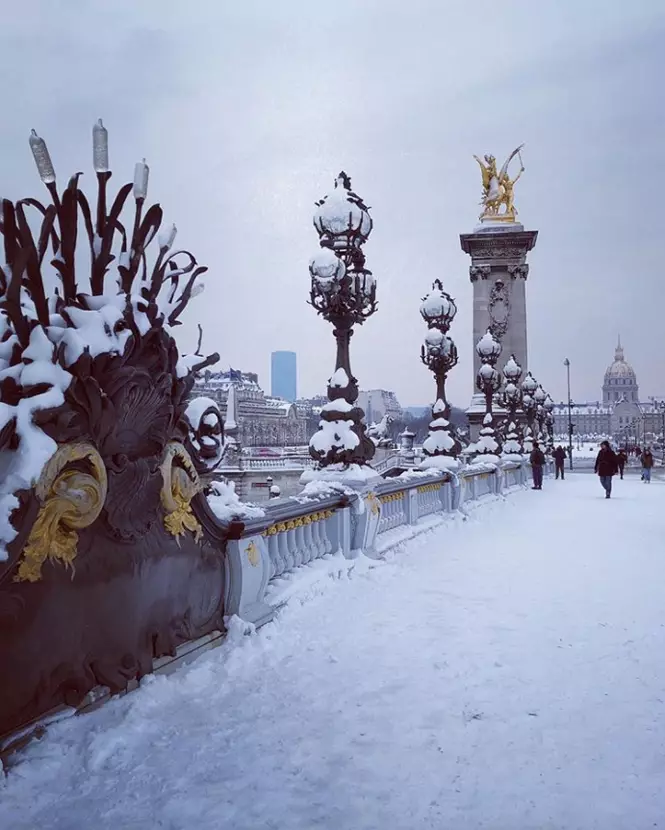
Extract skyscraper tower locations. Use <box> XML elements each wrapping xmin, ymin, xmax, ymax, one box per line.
<box><xmin>271</xmin><ymin>351</ymin><xmax>297</xmax><ymax>401</ymax></box>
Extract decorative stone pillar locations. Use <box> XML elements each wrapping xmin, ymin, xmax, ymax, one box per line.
<box><xmin>460</xmin><ymin>224</ymin><xmax>537</xmax><ymax>437</ymax></box>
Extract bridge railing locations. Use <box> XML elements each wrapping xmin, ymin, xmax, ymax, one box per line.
<box><xmin>225</xmin><ymin>460</ymin><xmax>533</xmax><ymax>624</ymax></box>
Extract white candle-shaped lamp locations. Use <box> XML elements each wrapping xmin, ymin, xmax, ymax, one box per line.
<box><xmin>158</xmin><ymin>223</ymin><xmax>177</xmax><ymax>250</ymax></box>
<box><xmin>92</xmin><ymin>118</ymin><xmax>109</xmax><ymax>172</ymax></box>
<box><xmin>29</xmin><ymin>129</ymin><xmax>56</xmax><ymax>183</ymax></box>
<box><xmin>133</xmin><ymin>158</ymin><xmax>149</xmax><ymax>200</ymax></box>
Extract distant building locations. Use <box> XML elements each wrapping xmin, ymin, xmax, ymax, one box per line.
<box><xmin>403</xmin><ymin>406</ymin><xmax>430</xmax><ymax>418</ymax></box>
<box><xmin>271</xmin><ymin>351</ymin><xmax>297</xmax><ymax>402</ymax></box>
<box><xmin>357</xmin><ymin>389</ymin><xmax>403</xmax><ymax>425</ymax></box>
<box><xmin>193</xmin><ymin>368</ymin><xmax>307</xmax><ymax>447</ymax></box>
<box><xmin>294</xmin><ymin>394</ymin><xmax>328</xmax><ymax>439</ymax></box>
<box><xmin>553</xmin><ymin>339</ymin><xmax>664</xmax><ymax>445</ymax></box>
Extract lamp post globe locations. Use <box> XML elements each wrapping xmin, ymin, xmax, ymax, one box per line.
<box><xmin>474</xmin><ymin>329</ymin><xmax>503</xmax><ymax>456</ymax></box>
<box><xmin>307</xmin><ymin>173</ymin><xmax>377</xmax><ymax>469</ymax></box>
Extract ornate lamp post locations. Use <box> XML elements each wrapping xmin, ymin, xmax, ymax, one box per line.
<box><xmin>564</xmin><ymin>358</ymin><xmax>574</xmax><ymax>469</ymax></box>
<box><xmin>308</xmin><ymin>172</ymin><xmax>377</xmax><ymax>468</ymax></box>
<box><xmin>534</xmin><ymin>384</ymin><xmax>547</xmax><ymax>444</ymax></box>
<box><xmin>419</xmin><ymin>280</ymin><xmax>462</xmax><ymax>461</ymax></box>
<box><xmin>544</xmin><ymin>393</ymin><xmax>555</xmax><ymax>451</ymax></box>
<box><xmin>475</xmin><ymin>329</ymin><xmax>503</xmax><ymax>456</ymax></box>
<box><xmin>521</xmin><ymin>371</ymin><xmax>538</xmax><ymax>452</ymax></box>
<box><xmin>500</xmin><ymin>354</ymin><xmax>523</xmax><ymax>455</ymax></box>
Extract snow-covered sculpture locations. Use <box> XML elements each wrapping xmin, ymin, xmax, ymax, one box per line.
<box><xmin>367</xmin><ymin>414</ymin><xmax>393</xmax><ymax>447</ymax></box>
<box><xmin>418</xmin><ymin>280</ymin><xmax>463</xmax><ymax>470</ymax></box>
<box><xmin>499</xmin><ymin>354</ymin><xmax>523</xmax><ymax>457</ymax></box>
<box><xmin>0</xmin><ymin>123</ymin><xmax>232</xmax><ymax>740</ymax></box>
<box><xmin>307</xmin><ymin>173</ymin><xmax>377</xmax><ymax>471</ymax></box>
<box><xmin>475</xmin><ymin>329</ymin><xmax>503</xmax><ymax>457</ymax></box>
<box><xmin>185</xmin><ymin>396</ymin><xmax>225</xmax><ymax>473</ymax></box>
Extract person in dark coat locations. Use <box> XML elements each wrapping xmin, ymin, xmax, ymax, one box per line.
<box><xmin>617</xmin><ymin>448</ymin><xmax>627</xmax><ymax>479</ymax></box>
<box><xmin>594</xmin><ymin>440</ymin><xmax>618</xmax><ymax>498</ymax></box>
<box><xmin>530</xmin><ymin>442</ymin><xmax>546</xmax><ymax>490</ymax></box>
<box><xmin>552</xmin><ymin>445</ymin><xmax>567</xmax><ymax>480</ymax></box>
<box><xmin>640</xmin><ymin>447</ymin><xmax>654</xmax><ymax>483</ymax></box>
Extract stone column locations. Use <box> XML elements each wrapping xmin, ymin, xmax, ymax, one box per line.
<box><xmin>460</xmin><ymin>223</ymin><xmax>538</xmax><ymax>438</ymax></box>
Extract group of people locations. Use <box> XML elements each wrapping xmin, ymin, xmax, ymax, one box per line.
<box><xmin>528</xmin><ymin>441</ymin><xmax>656</xmax><ymax>498</ymax></box>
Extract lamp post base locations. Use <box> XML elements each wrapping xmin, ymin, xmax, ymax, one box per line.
<box><xmin>300</xmin><ymin>462</ymin><xmax>382</xmax><ymax>490</ymax></box>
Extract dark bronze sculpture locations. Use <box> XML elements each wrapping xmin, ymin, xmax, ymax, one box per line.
<box><xmin>0</xmin><ymin>123</ymin><xmax>233</xmax><ymax>742</ymax></box>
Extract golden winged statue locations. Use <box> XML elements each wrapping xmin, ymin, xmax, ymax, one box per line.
<box><xmin>473</xmin><ymin>144</ymin><xmax>525</xmax><ymax>222</ymax></box>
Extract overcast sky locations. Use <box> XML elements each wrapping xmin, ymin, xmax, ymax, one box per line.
<box><xmin>2</xmin><ymin>1</ymin><xmax>664</xmax><ymax>407</ymax></box>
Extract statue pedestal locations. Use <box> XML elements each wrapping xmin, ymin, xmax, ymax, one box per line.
<box><xmin>460</xmin><ymin>222</ymin><xmax>538</xmax><ymax>440</ymax></box>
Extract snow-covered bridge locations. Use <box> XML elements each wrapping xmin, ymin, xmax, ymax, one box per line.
<box><xmin>2</xmin><ymin>472</ymin><xmax>664</xmax><ymax>829</ymax></box>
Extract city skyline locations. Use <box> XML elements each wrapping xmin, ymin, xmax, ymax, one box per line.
<box><xmin>1</xmin><ymin>2</ymin><xmax>663</xmax><ymax>408</ymax></box>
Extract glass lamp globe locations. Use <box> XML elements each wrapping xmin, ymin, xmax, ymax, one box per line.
<box><xmin>313</xmin><ymin>172</ymin><xmax>372</xmax><ymax>245</ymax></box>
<box><xmin>424</xmin><ymin>328</ymin><xmax>444</xmax><ymax>350</ymax></box>
<box><xmin>521</xmin><ymin>372</ymin><xmax>538</xmax><ymax>395</ymax></box>
<box><xmin>503</xmin><ymin>354</ymin><xmax>522</xmax><ymax>383</ymax></box>
<box><xmin>478</xmin><ymin>363</ymin><xmax>499</xmax><ymax>383</ymax></box>
<box><xmin>420</xmin><ymin>280</ymin><xmax>457</xmax><ymax>329</ymax></box>
<box><xmin>476</xmin><ymin>329</ymin><xmax>502</xmax><ymax>360</ymax></box>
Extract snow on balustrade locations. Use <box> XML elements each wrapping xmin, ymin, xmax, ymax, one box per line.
<box><xmin>263</xmin><ymin>509</ymin><xmax>336</xmax><ymax>580</ymax></box>
<box><xmin>219</xmin><ymin>461</ymin><xmax>539</xmax><ymax>630</ymax></box>
<box><xmin>377</xmin><ymin>491</ymin><xmax>407</xmax><ymax>533</ymax></box>
<box><xmin>415</xmin><ymin>481</ymin><xmax>445</xmax><ymax>517</ymax></box>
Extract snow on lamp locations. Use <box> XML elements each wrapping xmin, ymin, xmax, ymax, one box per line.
<box><xmin>544</xmin><ymin>393</ymin><xmax>555</xmax><ymax>450</ymax></box>
<box><xmin>420</xmin><ymin>280</ymin><xmax>462</xmax><ymax>462</ymax></box>
<box><xmin>0</xmin><ymin>121</ymin><xmax>220</xmax><ymax>571</ymax></box>
<box><xmin>498</xmin><ymin>354</ymin><xmax>523</xmax><ymax>456</ymax></box>
<box><xmin>308</xmin><ymin>172</ymin><xmax>377</xmax><ymax>468</ymax></box>
<box><xmin>475</xmin><ymin>329</ymin><xmax>503</xmax><ymax>456</ymax></box>
<box><xmin>520</xmin><ymin>372</ymin><xmax>539</xmax><ymax>452</ymax></box>
<box><xmin>533</xmin><ymin>384</ymin><xmax>547</xmax><ymax>444</ymax></box>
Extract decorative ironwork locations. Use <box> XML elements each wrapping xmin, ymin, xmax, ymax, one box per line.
<box><xmin>520</xmin><ymin>371</ymin><xmax>539</xmax><ymax>451</ymax></box>
<box><xmin>543</xmin><ymin>393</ymin><xmax>555</xmax><ymax>452</ymax></box>
<box><xmin>420</xmin><ymin>280</ymin><xmax>461</xmax><ymax>459</ymax></box>
<box><xmin>475</xmin><ymin>329</ymin><xmax>503</xmax><ymax>455</ymax></box>
<box><xmin>0</xmin><ymin>123</ymin><xmax>228</xmax><ymax>741</ymax></box>
<box><xmin>499</xmin><ymin>354</ymin><xmax>523</xmax><ymax>455</ymax></box>
<box><xmin>534</xmin><ymin>384</ymin><xmax>547</xmax><ymax>445</ymax></box>
<box><xmin>308</xmin><ymin>172</ymin><xmax>377</xmax><ymax>466</ymax></box>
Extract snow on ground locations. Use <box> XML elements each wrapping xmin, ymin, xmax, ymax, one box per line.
<box><xmin>2</xmin><ymin>474</ymin><xmax>665</xmax><ymax>829</ymax></box>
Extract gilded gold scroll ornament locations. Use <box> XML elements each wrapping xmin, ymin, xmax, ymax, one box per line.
<box><xmin>15</xmin><ymin>442</ymin><xmax>108</xmax><ymax>583</ymax></box>
<box><xmin>160</xmin><ymin>441</ymin><xmax>203</xmax><ymax>543</ymax></box>
<box><xmin>245</xmin><ymin>541</ymin><xmax>259</xmax><ymax>567</ymax></box>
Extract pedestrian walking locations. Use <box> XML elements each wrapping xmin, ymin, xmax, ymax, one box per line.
<box><xmin>640</xmin><ymin>447</ymin><xmax>654</xmax><ymax>483</ymax></box>
<box><xmin>594</xmin><ymin>440</ymin><xmax>618</xmax><ymax>498</ymax></box>
<box><xmin>617</xmin><ymin>448</ymin><xmax>627</xmax><ymax>480</ymax></box>
<box><xmin>552</xmin><ymin>445</ymin><xmax>566</xmax><ymax>480</ymax></box>
<box><xmin>530</xmin><ymin>441</ymin><xmax>546</xmax><ymax>490</ymax></box>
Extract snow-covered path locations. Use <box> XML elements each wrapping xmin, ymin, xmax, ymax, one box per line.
<box><xmin>2</xmin><ymin>473</ymin><xmax>665</xmax><ymax>829</ymax></box>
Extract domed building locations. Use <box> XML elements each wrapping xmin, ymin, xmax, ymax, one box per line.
<box><xmin>553</xmin><ymin>338</ymin><xmax>663</xmax><ymax>446</ymax></box>
<box><xmin>602</xmin><ymin>338</ymin><xmax>639</xmax><ymax>404</ymax></box>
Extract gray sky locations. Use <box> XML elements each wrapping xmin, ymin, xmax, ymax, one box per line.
<box><xmin>2</xmin><ymin>0</ymin><xmax>664</xmax><ymax>408</ymax></box>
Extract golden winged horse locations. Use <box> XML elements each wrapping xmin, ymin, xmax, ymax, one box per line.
<box><xmin>473</xmin><ymin>144</ymin><xmax>525</xmax><ymax>221</ymax></box>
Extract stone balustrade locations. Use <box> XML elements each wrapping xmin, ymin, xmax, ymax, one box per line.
<box><xmin>224</xmin><ymin>460</ymin><xmax>535</xmax><ymax>626</ymax></box>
